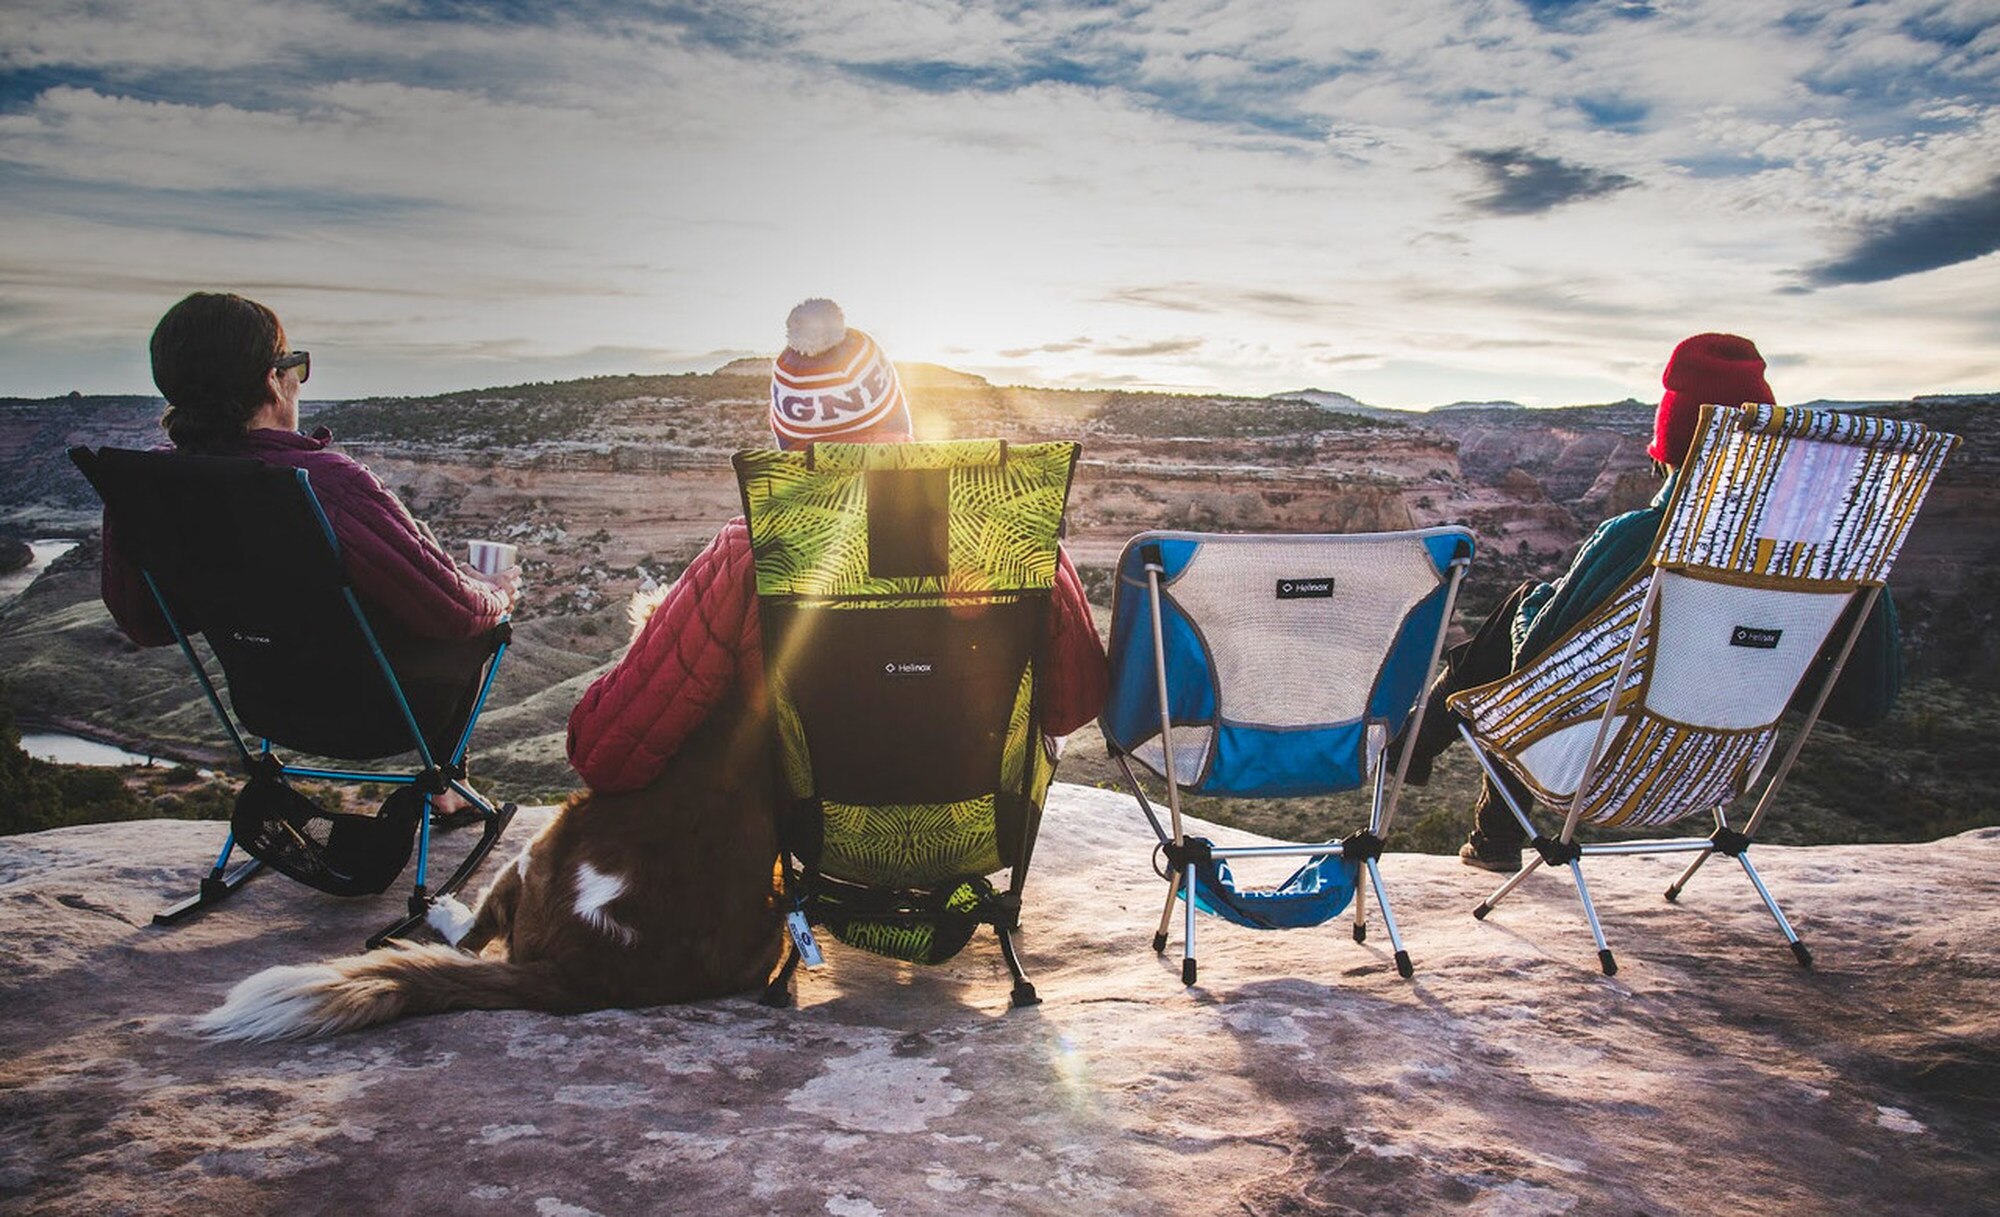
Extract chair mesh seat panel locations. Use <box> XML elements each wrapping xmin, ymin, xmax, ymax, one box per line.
<box><xmin>1103</xmin><ymin>528</ymin><xmax>1473</xmax><ymax>797</ymax></box>
<box><xmin>1647</xmin><ymin>573</ymin><xmax>1851</xmax><ymax>729</ymax></box>
<box><xmin>1453</xmin><ymin>403</ymin><xmax>1959</xmax><ymax>829</ymax></box>
<box><xmin>1168</xmin><ymin>535</ymin><xmax>1444</xmax><ymax>726</ymax></box>
<box><xmin>736</xmin><ymin>439</ymin><xmax>1075</xmax><ymax>896</ymax></box>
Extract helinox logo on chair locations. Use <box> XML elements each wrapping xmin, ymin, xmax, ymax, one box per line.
<box><xmin>1276</xmin><ymin>577</ymin><xmax>1335</xmax><ymax>599</ymax></box>
<box><xmin>1730</xmin><ymin>626</ymin><xmax>1783</xmax><ymax>649</ymax></box>
<box><xmin>883</xmin><ymin>659</ymin><xmax>935</xmax><ymax>677</ymax></box>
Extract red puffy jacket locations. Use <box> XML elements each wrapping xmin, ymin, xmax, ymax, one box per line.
<box><xmin>100</xmin><ymin>427</ymin><xmax>510</xmax><ymax>646</ymax></box>
<box><xmin>568</xmin><ymin>518</ymin><xmax>1108</xmax><ymax>793</ymax></box>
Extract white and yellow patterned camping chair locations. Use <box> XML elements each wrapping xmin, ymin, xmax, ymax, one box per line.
<box><xmin>1449</xmin><ymin>404</ymin><xmax>1957</xmax><ymax>975</ymax></box>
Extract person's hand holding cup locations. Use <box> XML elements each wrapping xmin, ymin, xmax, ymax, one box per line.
<box><xmin>466</xmin><ymin>539</ymin><xmax>523</xmax><ymax>607</ymax></box>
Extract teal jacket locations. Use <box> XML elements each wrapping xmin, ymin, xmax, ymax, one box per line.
<box><xmin>1509</xmin><ymin>472</ymin><xmax>1899</xmax><ymax>727</ymax></box>
<box><xmin>1512</xmin><ymin>476</ymin><xmax>1677</xmax><ymax>666</ymax></box>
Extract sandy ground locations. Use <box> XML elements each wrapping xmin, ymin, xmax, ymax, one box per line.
<box><xmin>2</xmin><ymin>785</ymin><xmax>1995</xmax><ymax>1216</ymax></box>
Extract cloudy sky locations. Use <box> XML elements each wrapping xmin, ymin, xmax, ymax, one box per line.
<box><xmin>3</xmin><ymin>0</ymin><xmax>1997</xmax><ymax>406</ymax></box>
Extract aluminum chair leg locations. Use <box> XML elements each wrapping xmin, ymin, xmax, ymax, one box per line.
<box><xmin>1181</xmin><ymin>866</ymin><xmax>1199</xmax><ymax>986</ymax></box>
<box><xmin>1567</xmin><ymin>859</ymin><xmax>1617</xmax><ymax>976</ymax></box>
<box><xmin>1152</xmin><ymin>869</ymin><xmax>1180</xmax><ymax>954</ymax></box>
<box><xmin>1664</xmin><ymin>847</ymin><xmax>1715</xmax><ymax>903</ymax></box>
<box><xmin>1736</xmin><ymin>852</ymin><xmax>1813</xmax><ymax>968</ymax></box>
<box><xmin>412</xmin><ymin>791</ymin><xmax>435</xmax><ymax>887</ymax></box>
<box><xmin>1363</xmin><ymin>857</ymin><xmax>1414</xmax><ymax>978</ymax></box>
<box><xmin>1472</xmin><ymin>853</ymin><xmax>1544</xmax><ymax>919</ymax></box>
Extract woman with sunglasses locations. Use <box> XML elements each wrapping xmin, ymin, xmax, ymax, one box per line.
<box><xmin>98</xmin><ymin>291</ymin><xmax>520</xmax><ymax>648</ymax></box>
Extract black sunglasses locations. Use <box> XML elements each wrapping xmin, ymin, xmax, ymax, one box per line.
<box><xmin>273</xmin><ymin>350</ymin><xmax>311</xmax><ymax>384</ymax></box>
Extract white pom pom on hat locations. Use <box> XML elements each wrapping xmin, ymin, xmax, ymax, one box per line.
<box><xmin>785</xmin><ymin>298</ymin><xmax>848</xmax><ymax>357</ymax></box>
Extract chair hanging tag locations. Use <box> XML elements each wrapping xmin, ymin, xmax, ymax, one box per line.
<box><xmin>786</xmin><ymin>909</ymin><xmax>826</xmax><ymax>969</ymax></box>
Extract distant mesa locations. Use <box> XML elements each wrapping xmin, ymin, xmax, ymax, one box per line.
<box><xmin>1267</xmin><ymin>389</ymin><xmax>1405</xmax><ymax>421</ymax></box>
<box><xmin>1272</xmin><ymin>387</ymin><xmax>1542</xmax><ymax>417</ymax></box>
<box><xmin>712</xmin><ymin>356</ymin><xmax>770</xmax><ymax>377</ymax></box>
<box><xmin>1270</xmin><ymin>388</ymin><xmax>1367</xmax><ymax>410</ymax></box>
<box><xmin>1913</xmin><ymin>391</ymin><xmax>2000</xmax><ymax>406</ymax></box>
<box><xmin>1433</xmin><ymin>400</ymin><xmax>1527</xmax><ymax>412</ymax></box>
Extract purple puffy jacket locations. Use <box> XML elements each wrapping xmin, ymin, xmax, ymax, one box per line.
<box><xmin>100</xmin><ymin>427</ymin><xmax>509</xmax><ymax>646</ymax></box>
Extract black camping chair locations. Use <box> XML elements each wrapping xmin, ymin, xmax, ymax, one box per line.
<box><xmin>70</xmin><ymin>446</ymin><xmax>517</xmax><ymax>948</ymax></box>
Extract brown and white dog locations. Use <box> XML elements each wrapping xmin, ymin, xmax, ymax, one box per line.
<box><xmin>196</xmin><ymin>600</ymin><xmax>785</xmax><ymax>1041</ymax></box>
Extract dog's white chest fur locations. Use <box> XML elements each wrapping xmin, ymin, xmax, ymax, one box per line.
<box><xmin>572</xmin><ymin>861</ymin><xmax>638</xmax><ymax>946</ymax></box>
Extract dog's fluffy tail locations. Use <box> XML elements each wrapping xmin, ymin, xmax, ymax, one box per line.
<box><xmin>194</xmin><ymin>942</ymin><xmax>572</xmax><ymax>1042</ymax></box>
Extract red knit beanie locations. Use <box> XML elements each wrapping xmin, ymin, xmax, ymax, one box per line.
<box><xmin>1649</xmin><ymin>333</ymin><xmax>1773</xmax><ymax>465</ymax></box>
<box><xmin>769</xmin><ymin>299</ymin><xmax>912</xmax><ymax>451</ymax></box>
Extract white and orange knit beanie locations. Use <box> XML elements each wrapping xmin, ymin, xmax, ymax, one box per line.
<box><xmin>769</xmin><ymin>298</ymin><xmax>912</xmax><ymax>450</ymax></box>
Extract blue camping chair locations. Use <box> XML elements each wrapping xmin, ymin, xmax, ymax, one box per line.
<box><xmin>1100</xmin><ymin>527</ymin><xmax>1474</xmax><ymax>983</ymax></box>
<box><xmin>71</xmin><ymin>446</ymin><xmax>517</xmax><ymax>949</ymax></box>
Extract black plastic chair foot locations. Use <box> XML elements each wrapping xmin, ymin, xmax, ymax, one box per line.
<box><xmin>1664</xmin><ymin>885</ymin><xmax>1682</xmax><ymax>903</ymax></box>
<box><xmin>1010</xmin><ymin>980</ymin><xmax>1040</xmax><ymax>1008</ymax></box>
<box><xmin>759</xmin><ymin>943</ymin><xmax>803</xmax><ymax>1007</ymax></box>
<box><xmin>367</xmin><ymin>905</ymin><xmax>426</xmax><ymax>951</ymax></box>
<box><xmin>153</xmin><ymin>859</ymin><xmax>264</xmax><ymax>926</ymax></box>
<box><xmin>1151</xmin><ymin>931</ymin><xmax>1168</xmax><ymax>954</ymax></box>
<box><xmin>1598</xmin><ymin>948</ymin><xmax>1618</xmax><ymax>976</ymax></box>
<box><xmin>1791</xmin><ymin>940</ymin><xmax>1813</xmax><ymax>969</ymax></box>
<box><xmin>1181</xmin><ymin>958</ymin><xmax>1198</xmax><ymax>986</ymax></box>
<box><xmin>1352</xmin><ymin>923</ymin><xmax>1367</xmax><ymax>944</ymax></box>
<box><xmin>1394</xmin><ymin>950</ymin><xmax>1413</xmax><ymax>979</ymax></box>
<box><xmin>1472</xmin><ymin>902</ymin><xmax>1491</xmax><ymax>921</ymax></box>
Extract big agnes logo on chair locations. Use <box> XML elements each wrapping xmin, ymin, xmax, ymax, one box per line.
<box><xmin>1275</xmin><ymin>577</ymin><xmax>1335</xmax><ymax>600</ymax></box>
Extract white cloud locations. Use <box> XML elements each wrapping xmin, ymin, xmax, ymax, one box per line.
<box><xmin>0</xmin><ymin>0</ymin><xmax>1994</xmax><ymax>402</ymax></box>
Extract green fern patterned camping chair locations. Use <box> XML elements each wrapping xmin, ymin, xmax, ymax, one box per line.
<box><xmin>734</xmin><ymin>439</ymin><xmax>1079</xmax><ymax>1008</ymax></box>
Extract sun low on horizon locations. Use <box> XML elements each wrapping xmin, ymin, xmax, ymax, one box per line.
<box><xmin>1</xmin><ymin>0</ymin><xmax>1996</xmax><ymax>408</ymax></box>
